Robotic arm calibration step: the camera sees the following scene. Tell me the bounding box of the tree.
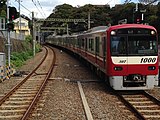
[155,2,160,34]
[0,9,6,17]
[45,2,160,35]
[0,0,6,16]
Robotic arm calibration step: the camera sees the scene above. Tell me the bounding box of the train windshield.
[111,36,157,56]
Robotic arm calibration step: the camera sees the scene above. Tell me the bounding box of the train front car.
[107,24,159,90]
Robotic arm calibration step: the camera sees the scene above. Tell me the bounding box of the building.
[13,17,30,36]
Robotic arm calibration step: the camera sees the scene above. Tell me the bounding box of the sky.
[10,0,139,19]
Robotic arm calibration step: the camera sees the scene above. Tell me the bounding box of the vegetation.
[10,50,33,68]
[43,2,160,35]
[10,35,41,68]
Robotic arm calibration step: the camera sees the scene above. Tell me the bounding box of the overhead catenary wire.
[11,1,30,16]
[107,0,114,4]
[124,0,132,4]
[14,0,46,18]
[32,0,46,18]
[37,0,46,17]
[14,0,32,13]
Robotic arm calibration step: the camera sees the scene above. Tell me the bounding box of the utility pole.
[32,12,35,56]
[88,12,90,30]
[19,0,21,40]
[7,0,11,66]
[66,24,69,35]
[38,25,41,43]
[135,3,138,12]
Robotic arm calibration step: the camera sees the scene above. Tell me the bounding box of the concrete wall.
[0,36,32,53]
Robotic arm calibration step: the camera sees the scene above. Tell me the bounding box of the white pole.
[88,12,90,30]
[19,0,21,40]
[136,3,138,11]
[32,12,35,56]
[7,0,11,66]
[67,24,69,35]
[142,13,144,21]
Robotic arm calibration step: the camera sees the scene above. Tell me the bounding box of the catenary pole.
[19,0,22,40]
[32,12,35,56]
[7,0,11,66]
[88,12,90,30]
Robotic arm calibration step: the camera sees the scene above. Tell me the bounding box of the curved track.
[0,46,56,120]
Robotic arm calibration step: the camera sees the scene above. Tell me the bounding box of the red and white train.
[46,24,159,90]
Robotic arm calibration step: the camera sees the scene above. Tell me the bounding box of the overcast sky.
[10,0,138,18]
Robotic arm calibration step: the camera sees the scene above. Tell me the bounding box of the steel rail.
[142,91,160,106]
[21,46,56,120]
[0,46,48,105]
[116,90,160,120]
[114,91,146,120]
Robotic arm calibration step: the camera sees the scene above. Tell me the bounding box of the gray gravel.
[31,48,133,120]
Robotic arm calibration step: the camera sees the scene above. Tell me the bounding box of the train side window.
[78,38,80,48]
[82,39,85,49]
[89,38,91,51]
[85,38,87,50]
[91,38,94,52]
[75,37,78,47]
[74,37,77,47]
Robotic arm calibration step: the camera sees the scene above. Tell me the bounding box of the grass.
[11,46,42,68]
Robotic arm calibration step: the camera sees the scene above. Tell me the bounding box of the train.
[46,24,159,90]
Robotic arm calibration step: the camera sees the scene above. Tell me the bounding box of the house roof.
[13,17,29,23]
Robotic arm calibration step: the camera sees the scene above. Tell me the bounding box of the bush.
[25,35,32,43]
[11,50,33,68]
[10,35,42,68]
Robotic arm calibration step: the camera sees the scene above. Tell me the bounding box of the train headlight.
[114,67,123,71]
[151,30,155,35]
[111,31,116,35]
[148,66,156,70]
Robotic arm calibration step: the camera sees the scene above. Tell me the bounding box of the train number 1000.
[140,58,156,63]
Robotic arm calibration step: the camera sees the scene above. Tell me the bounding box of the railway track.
[0,46,56,120]
[116,90,160,120]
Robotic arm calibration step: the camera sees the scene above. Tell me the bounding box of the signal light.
[6,22,14,31]
[134,10,142,24]
[136,18,141,24]
[12,15,14,20]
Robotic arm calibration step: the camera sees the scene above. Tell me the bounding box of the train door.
[95,36,100,64]
[102,36,106,68]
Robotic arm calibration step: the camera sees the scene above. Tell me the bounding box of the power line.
[37,0,46,17]
[124,0,132,4]
[107,0,114,4]
[14,0,32,13]
[11,1,30,16]
[31,0,45,18]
